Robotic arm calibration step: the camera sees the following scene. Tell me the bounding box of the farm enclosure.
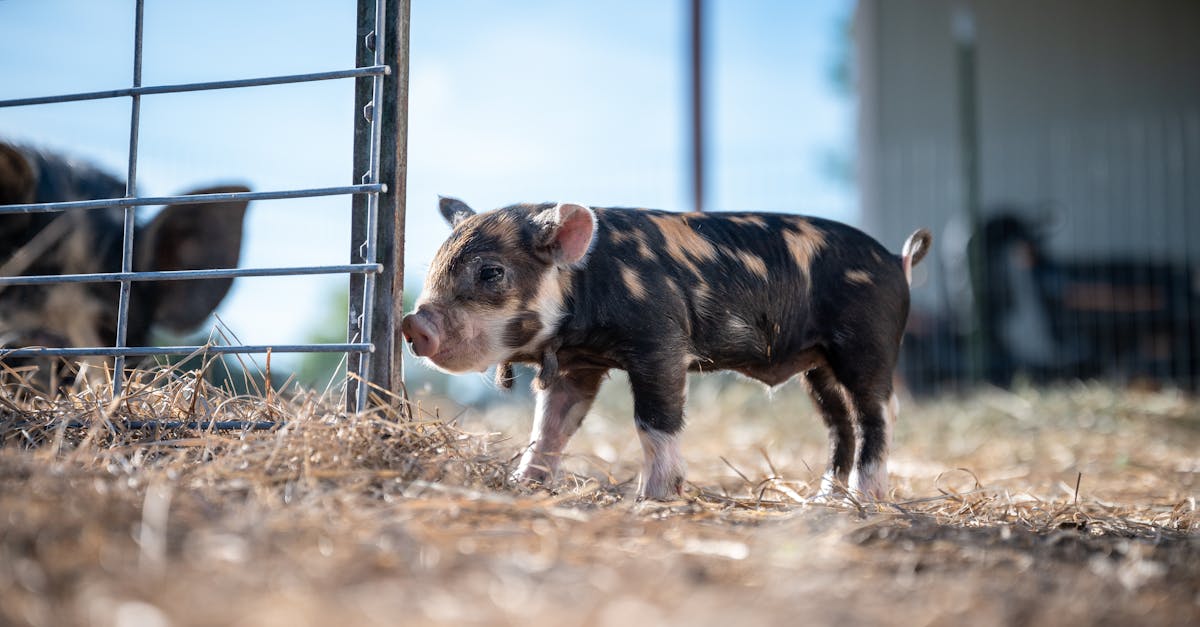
[2,1,1199,625]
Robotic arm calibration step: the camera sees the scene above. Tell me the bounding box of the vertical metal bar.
[348,1,375,410]
[953,4,985,384]
[368,0,410,405]
[113,0,145,397]
[354,0,388,412]
[1184,112,1199,389]
[688,0,705,213]
[350,0,409,412]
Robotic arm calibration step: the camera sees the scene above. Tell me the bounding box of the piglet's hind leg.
[802,366,855,499]
[824,331,899,502]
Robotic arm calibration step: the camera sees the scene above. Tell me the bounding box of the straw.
[0,364,1197,626]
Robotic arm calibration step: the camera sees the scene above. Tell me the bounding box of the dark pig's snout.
[400,309,440,358]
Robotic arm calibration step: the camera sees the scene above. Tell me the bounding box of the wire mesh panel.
[856,1,1200,396]
[0,0,409,414]
[886,116,1200,396]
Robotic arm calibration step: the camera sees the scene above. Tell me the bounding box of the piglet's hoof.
[637,473,687,501]
[807,473,850,504]
[805,492,840,506]
[510,465,552,488]
[848,466,890,503]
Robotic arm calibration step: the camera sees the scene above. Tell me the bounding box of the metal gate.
[0,0,409,413]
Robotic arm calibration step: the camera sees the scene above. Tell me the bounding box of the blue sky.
[0,0,853,367]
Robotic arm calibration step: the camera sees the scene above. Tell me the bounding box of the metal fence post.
[349,0,409,412]
[688,0,705,213]
[953,4,986,384]
[374,0,410,405]
[347,6,369,412]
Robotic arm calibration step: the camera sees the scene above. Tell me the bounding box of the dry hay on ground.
[0,363,1197,626]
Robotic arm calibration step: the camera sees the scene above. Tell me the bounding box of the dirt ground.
[1,368,1197,626]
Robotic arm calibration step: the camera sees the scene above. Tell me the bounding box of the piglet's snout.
[400,310,440,358]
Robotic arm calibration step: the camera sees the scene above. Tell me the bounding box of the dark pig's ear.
[0,142,35,205]
[537,202,597,267]
[438,196,475,227]
[0,142,36,242]
[136,185,249,333]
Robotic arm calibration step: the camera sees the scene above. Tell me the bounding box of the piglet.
[402,197,930,500]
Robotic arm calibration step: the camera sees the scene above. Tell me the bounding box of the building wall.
[855,0,1200,310]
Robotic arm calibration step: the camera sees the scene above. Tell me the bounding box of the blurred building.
[854,0,1200,390]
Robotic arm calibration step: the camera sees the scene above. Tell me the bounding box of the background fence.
[887,112,1200,396]
[857,0,1200,396]
[0,0,410,414]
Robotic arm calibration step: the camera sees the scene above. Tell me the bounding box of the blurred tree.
[821,9,855,188]
[294,286,350,389]
[827,11,854,97]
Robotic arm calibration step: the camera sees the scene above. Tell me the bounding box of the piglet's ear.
[438,196,475,227]
[541,202,597,267]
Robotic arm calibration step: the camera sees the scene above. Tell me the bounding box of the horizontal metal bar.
[0,263,382,286]
[8,420,279,431]
[0,343,373,358]
[122,420,278,430]
[0,65,391,108]
[0,184,385,215]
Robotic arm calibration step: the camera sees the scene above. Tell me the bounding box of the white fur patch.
[637,428,687,499]
[847,396,898,501]
[816,470,843,500]
[518,266,568,355]
[883,396,898,450]
[849,461,888,501]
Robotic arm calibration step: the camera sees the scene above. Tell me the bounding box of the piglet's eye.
[479,266,505,283]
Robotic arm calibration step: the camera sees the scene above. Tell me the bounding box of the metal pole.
[354,0,388,413]
[0,263,382,287]
[371,0,410,405]
[0,66,389,109]
[350,0,409,412]
[113,0,145,397]
[689,0,705,213]
[3,343,372,359]
[954,5,986,384]
[348,2,375,410]
[0,184,383,215]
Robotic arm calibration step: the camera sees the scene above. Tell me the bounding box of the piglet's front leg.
[628,356,688,500]
[513,368,606,486]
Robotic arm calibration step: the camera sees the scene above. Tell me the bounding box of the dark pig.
[0,141,249,378]
[402,197,931,500]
